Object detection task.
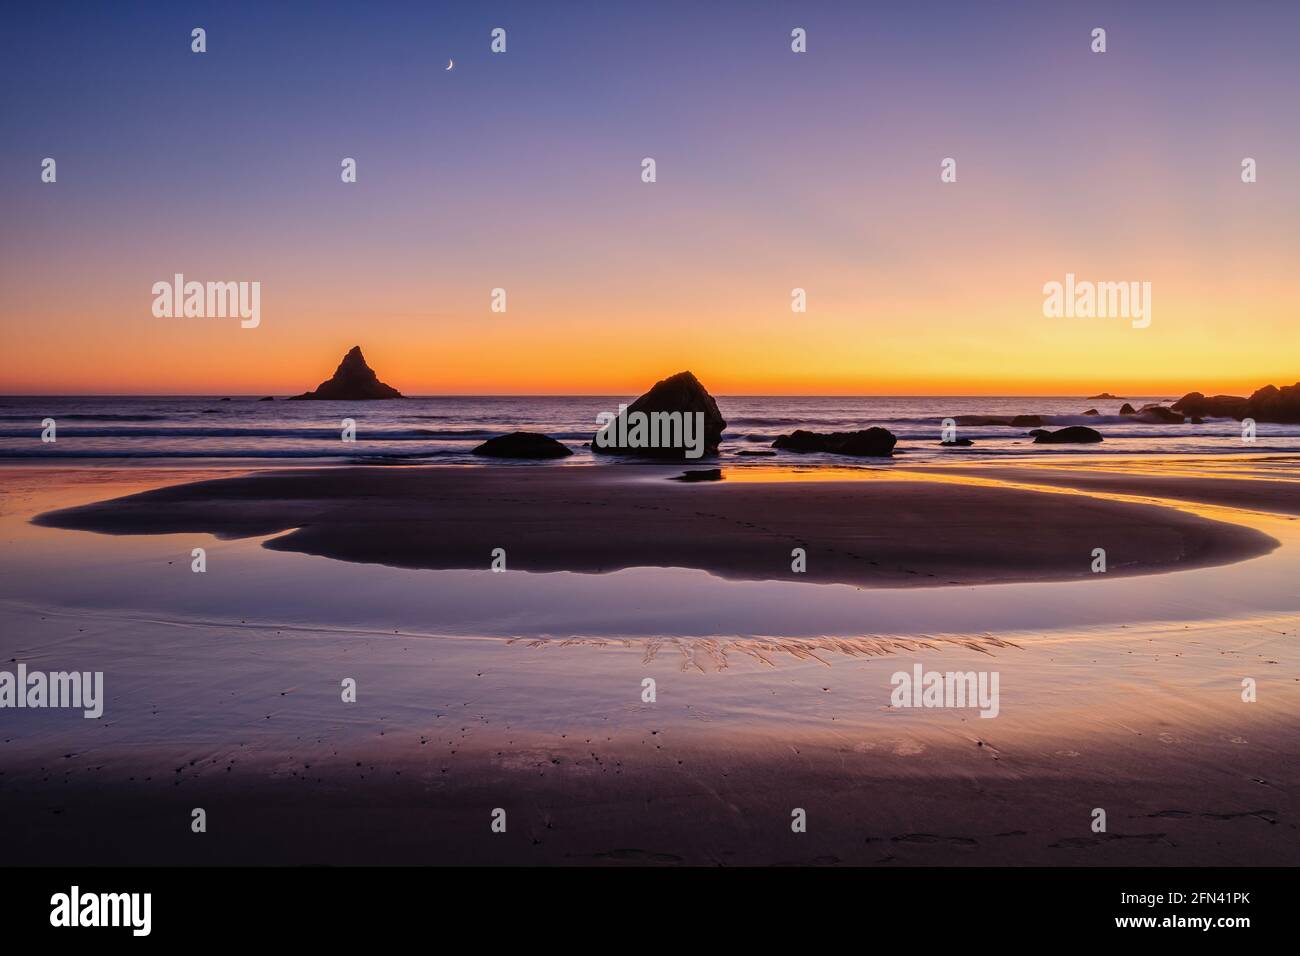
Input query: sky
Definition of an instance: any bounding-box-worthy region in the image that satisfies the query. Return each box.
[1,1,1297,396]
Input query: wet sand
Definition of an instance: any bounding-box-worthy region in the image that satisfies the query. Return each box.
[907,459,1300,516]
[3,460,1299,866]
[2,603,1296,867]
[31,464,1279,586]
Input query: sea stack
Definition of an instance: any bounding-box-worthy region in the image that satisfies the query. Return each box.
[591,371,726,459]
[288,346,403,400]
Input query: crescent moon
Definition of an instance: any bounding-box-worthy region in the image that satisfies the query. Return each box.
[445,58,454,71]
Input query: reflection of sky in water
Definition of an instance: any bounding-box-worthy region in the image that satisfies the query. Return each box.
[3,472,1298,642]
[2,469,1297,753]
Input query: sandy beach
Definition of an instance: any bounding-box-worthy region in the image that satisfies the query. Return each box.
[3,457,1298,865]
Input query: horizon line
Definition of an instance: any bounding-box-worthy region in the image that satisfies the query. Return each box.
[0,391,1191,399]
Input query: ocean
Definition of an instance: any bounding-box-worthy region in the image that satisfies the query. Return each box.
[1,395,1295,466]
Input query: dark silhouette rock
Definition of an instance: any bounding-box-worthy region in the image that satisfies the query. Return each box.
[1087,392,1123,400]
[288,346,403,400]
[1171,385,1300,422]
[1082,408,1100,416]
[670,468,723,482]
[1171,391,1247,418]
[1135,404,1184,424]
[736,449,776,457]
[1244,383,1300,423]
[591,371,725,459]
[773,427,897,457]
[1034,426,1103,444]
[472,432,573,459]
[1119,403,1136,415]
[940,438,974,446]
[258,396,275,402]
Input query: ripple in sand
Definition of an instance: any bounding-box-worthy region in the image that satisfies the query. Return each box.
[505,632,1023,671]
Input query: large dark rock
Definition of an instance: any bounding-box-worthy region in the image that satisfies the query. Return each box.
[1171,391,1248,418]
[591,371,725,459]
[1087,392,1123,400]
[670,468,723,482]
[472,432,573,459]
[1245,383,1300,423]
[773,427,897,457]
[1119,403,1136,415]
[1082,408,1100,416]
[1171,385,1300,422]
[288,346,403,400]
[1033,426,1103,444]
[1135,404,1185,424]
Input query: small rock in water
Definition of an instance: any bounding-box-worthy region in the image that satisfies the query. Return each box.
[473,432,573,459]
[1135,404,1185,424]
[772,427,897,457]
[1033,426,1103,444]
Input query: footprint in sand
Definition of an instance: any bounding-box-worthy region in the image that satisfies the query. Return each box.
[1202,809,1277,823]
[1051,832,1171,849]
